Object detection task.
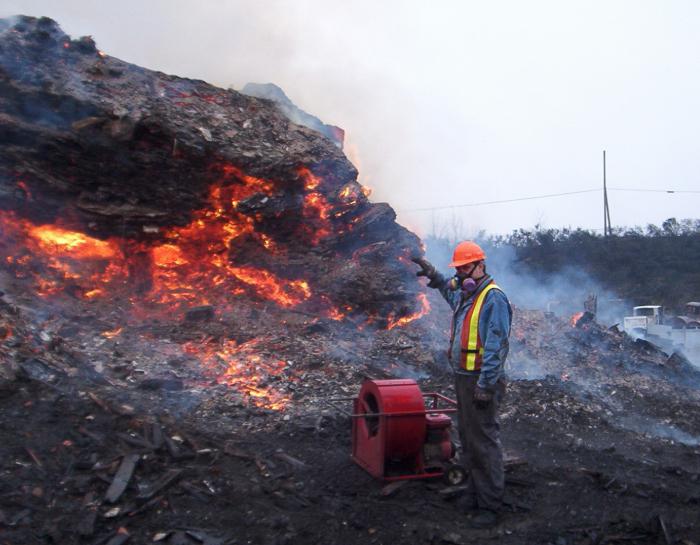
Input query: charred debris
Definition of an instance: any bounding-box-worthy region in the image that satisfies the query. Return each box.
[1,16,700,545]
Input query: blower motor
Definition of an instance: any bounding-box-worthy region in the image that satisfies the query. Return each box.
[351,378,465,483]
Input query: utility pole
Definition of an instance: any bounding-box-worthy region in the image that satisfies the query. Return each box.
[603,150,612,237]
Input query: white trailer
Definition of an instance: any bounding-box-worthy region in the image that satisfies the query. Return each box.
[623,303,700,350]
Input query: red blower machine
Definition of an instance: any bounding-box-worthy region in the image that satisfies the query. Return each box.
[350,378,465,484]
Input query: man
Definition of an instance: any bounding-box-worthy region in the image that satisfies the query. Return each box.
[413,241,512,528]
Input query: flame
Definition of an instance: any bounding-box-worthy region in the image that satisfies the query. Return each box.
[0,162,394,408]
[227,266,311,308]
[84,288,104,299]
[338,185,353,200]
[318,295,350,321]
[386,293,431,330]
[298,167,334,245]
[0,162,337,319]
[29,225,117,258]
[570,312,584,327]
[0,161,332,317]
[337,183,362,208]
[0,212,129,298]
[102,327,123,339]
[301,168,322,191]
[184,338,291,410]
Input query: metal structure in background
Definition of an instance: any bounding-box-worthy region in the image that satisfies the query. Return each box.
[603,150,613,237]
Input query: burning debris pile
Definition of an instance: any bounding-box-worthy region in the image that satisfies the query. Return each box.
[0,16,432,408]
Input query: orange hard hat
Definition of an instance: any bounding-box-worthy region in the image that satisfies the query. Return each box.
[449,241,486,267]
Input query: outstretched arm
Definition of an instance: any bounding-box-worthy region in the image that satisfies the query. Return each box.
[411,257,460,310]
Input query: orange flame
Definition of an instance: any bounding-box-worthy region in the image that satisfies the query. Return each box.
[298,167,334,245]
[0,162,395,408]
[184,338,291,410]
[29,225,118,259]
[570,312,584,327]
[0,213,129,298]
[101,327,123,339]
[227,266,311,308]
[386,293,431,330]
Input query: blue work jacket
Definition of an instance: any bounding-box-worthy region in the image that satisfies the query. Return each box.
[436,273,513,390]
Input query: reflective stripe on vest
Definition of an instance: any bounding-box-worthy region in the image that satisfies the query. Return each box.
[460,282,501,371]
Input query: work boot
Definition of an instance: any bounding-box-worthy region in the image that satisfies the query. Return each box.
[469,509,499,529]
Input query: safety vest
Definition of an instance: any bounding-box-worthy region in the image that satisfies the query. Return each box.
[459,281,501,371]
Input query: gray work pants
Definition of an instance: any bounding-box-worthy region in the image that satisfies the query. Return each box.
[454,373,506,512]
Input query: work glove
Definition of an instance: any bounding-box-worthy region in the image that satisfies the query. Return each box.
[411,257,441,288]
[473,386,493,410]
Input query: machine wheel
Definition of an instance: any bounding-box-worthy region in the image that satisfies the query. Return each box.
[444,464,466,486]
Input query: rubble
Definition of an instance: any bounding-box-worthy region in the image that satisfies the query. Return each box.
[0,15,699,545]
[0,15,424,324]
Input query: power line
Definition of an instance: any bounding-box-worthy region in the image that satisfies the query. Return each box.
[403,189,600,212]
[609,187,700,194]
[401,186,699,213]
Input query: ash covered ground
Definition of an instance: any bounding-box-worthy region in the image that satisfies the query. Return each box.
[2,283,700,545]
[1,15,700,545]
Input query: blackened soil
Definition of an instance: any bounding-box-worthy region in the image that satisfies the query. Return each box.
[2,370,699,545]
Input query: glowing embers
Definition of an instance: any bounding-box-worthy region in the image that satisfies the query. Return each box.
[142,162,295,309]
[0,165,391,327]
[570,312,585,327]
[298,167,334,245]
[570,311,595,329]
[227,266,310,308]
[336,182,370,208]
[386,293,431,330]
[101,327,123,339]
[184,338,292,410]
[318,295,352,321]
[0,211,127,298]
[0,163,314,310]
[147,185,311,309]
[30,225,117,258]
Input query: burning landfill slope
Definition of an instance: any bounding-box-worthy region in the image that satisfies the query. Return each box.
[0,15,425,319]
[0,16,436,409]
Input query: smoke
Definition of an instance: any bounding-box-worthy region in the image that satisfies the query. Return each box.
[616,414,700,447]
[424,237,625,324]
[3,1,700,235]
[505,353,547,381]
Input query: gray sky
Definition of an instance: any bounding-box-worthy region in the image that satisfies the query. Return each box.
[3,1,699,236]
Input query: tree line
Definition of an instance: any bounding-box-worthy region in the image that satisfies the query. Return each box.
[426,218,700,313]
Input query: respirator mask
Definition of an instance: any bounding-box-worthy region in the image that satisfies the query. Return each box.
[447,263,478,294]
